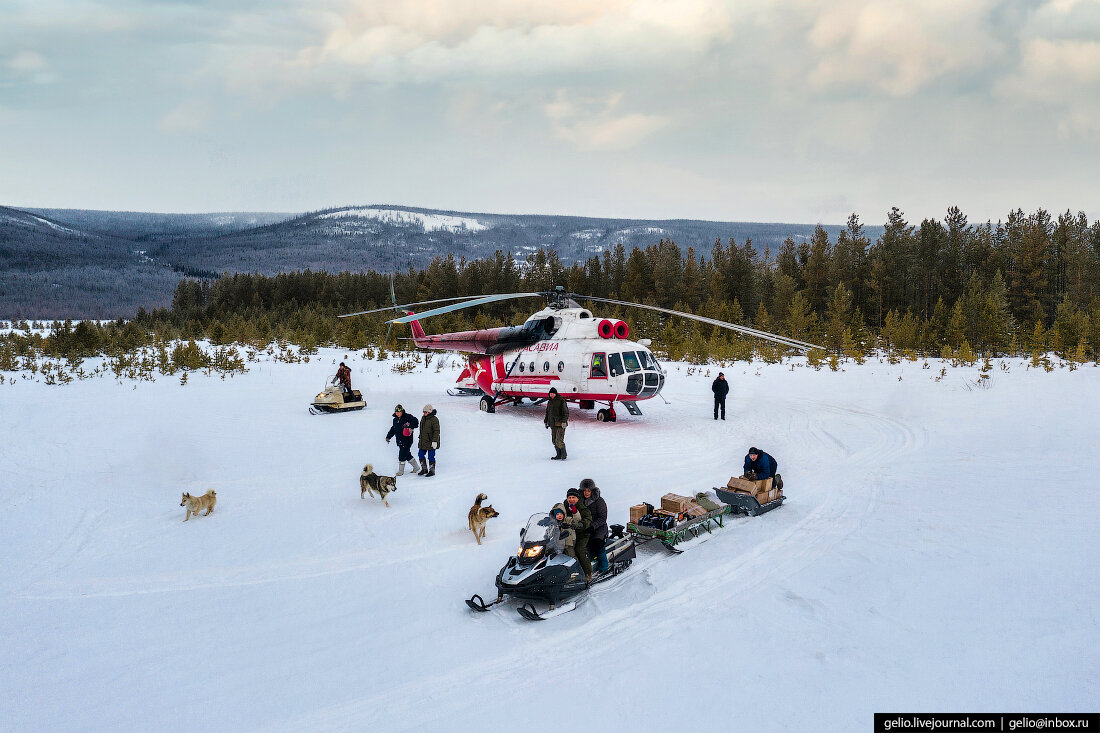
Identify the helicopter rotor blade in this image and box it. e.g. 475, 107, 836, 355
574, 294, 823, 352
386, 292, 543, 324
338, 295, 490, 319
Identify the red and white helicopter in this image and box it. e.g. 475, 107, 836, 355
341, 288, 819, 422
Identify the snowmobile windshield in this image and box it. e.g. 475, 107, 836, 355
521, 513, 562, 549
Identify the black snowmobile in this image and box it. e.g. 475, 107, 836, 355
466, 512, 637, 620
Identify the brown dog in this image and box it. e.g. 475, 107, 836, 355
180, 490, 216, 521
467, 493, 500, 545
360, 464, 397, 507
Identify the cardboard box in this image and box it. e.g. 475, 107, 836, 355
752, 478, 774, 497
727, 477, 756, 493
661, 493, 693, 513
629, 504, 648, 524
684, 504, 708, 518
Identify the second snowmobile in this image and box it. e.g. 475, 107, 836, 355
466, 512, 636, 620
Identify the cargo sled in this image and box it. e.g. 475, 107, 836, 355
714, 475, 785, 516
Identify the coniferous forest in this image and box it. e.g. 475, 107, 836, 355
3, 206, 1100, 374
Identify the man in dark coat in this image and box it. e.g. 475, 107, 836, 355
564, 488, 593, 581
417, 404, 440, 477
334, 362, 352, 394
544, 387, 569, 460
385, 404, 420, 476
743, 447, 777, 481
580, 478, 609, 573
711, 372, 729, 420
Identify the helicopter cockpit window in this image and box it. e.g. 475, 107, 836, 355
590, 353, 607, 378
622, 351, 641, 372
637, 351, 651, 370
608, 352, 624, 377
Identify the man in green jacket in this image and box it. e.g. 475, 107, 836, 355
544, 387, 569, 460
417, 404, 440, 476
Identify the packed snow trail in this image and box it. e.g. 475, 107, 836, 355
1, 354, 1096, 731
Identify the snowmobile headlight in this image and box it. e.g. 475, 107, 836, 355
522, 544, 544, 559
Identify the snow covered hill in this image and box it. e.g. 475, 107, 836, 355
1, 355, 1096, 731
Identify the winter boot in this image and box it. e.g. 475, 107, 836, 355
408, 457, 421, 475
551, 446, 562, 460
560, 446, 567, 460
427, 461, 436, 477
396, 461, 405, 476
417, 462, 429, 476
597, 546, 609, 573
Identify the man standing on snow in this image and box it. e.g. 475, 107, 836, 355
386, 404, 420, 476
544, 387, 569, 460
711, 372, 729, 420
417, 404, 440, 477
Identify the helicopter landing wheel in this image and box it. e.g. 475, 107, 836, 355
597, 408, 616, 422
479, 395, 496, 413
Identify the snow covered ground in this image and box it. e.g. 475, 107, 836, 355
1, 353, 1097, 731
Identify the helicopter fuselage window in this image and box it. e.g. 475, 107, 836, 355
557, 361, 564, 372
622, 351, 641, 372
543, 361, 550, 372
608, 353, 624, 377
518, 362, 525, 373
529, 361, 535, 372
590, 353, 607, 378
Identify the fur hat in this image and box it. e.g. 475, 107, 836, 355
579, 478, 597, 491
422, 404, 433, 412
548, 387, 558, 395
566, 488, 583, 499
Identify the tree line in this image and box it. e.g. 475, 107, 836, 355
5, 205, 1099, 366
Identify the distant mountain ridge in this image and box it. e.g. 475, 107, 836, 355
2, 203, 881, 318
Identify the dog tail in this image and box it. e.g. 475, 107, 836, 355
364, 463, 373, 474
474, 492, 487, 506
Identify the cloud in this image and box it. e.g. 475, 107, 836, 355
159, 99, 213, 133
805, 0, 1005, 96
996, 37, 1100, 137
545, 91, 668, 150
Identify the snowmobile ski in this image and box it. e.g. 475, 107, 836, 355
465, 594, 504, 613
516, 600, 578, 621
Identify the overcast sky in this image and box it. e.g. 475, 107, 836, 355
1, 0, 1098, 224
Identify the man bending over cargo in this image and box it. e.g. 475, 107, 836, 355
743, 447, 782, 489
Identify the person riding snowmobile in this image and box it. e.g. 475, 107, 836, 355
334, 362, 352, 395
563, 489, 593, 581
580, 478, 609, 573
550, 504, 575, 555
